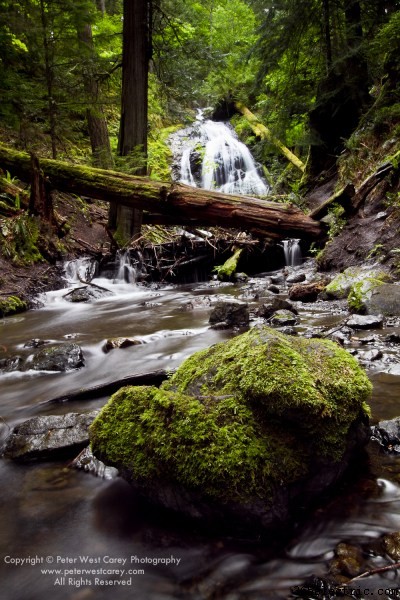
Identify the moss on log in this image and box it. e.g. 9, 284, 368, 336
0, 143, 322, 240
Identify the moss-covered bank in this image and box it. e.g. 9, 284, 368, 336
0, 295, 27, 317
90, 327, 371, 526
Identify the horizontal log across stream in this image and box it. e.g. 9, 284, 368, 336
0, 143, 322, 240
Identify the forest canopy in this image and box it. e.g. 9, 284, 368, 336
0, 0, 399, 178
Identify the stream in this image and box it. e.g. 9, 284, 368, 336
1, 262, 400, 600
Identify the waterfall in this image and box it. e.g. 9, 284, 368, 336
174, 116, 268, 197
64, 257, 97, 283
115, 250, 137, 283
281, 239, 302, 267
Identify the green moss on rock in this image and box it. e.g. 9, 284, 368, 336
213, 248, 243, 281
326, 267, 390, 300
348, 276, 389, 313
0, 295, 27, 316
90, 327, 371, 507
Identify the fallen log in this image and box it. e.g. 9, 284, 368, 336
0, 143, 322, 240
235, 103, 306, 173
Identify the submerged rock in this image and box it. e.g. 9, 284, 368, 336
90, 326, 371, 534
27, 343, 84, 371
0, 356, 23, 373
3, 411, 99, 461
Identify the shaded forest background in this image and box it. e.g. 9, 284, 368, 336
0, 0, 399, 269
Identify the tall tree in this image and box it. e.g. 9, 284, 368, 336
114, 0, 150, 240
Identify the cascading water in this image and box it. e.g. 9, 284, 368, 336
282, 239, 302, 267
173, 115, 268, 196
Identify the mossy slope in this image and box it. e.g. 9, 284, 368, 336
90, 327, 371, 511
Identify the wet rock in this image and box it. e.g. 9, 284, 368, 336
383, 532, 400, 560
347, 314, 384, 330
24, 339, 48, 348
71, 446, 118, 480
288, 281, 326, 302
102, 338, 143, 353
362, 348, 383, 362
270, 274, 285, 285
256, 297, 298, 319
63, 285, 112, 303
0, 356, 23, 373
209, 301, 249, 329
269, 309, 299, 327
385, 332, 400, 343
91, 326, 371, 535
267, 284, 280, 294
329, 542, 363, 579
364, 283, 400, 316
2, 411, 99, 461
0, 295, 27, 316
28, 343, 84, 371
286, 272, 306, 284
371, 417, 400, 452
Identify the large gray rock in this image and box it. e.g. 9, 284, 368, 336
28, 343, 84, 371
364, 284, 400, 316
2, 411, 99, 461
270, 309, 299, 327
347, 314, 384, 330
257, 297, 298, 319
371, 417, 400, 453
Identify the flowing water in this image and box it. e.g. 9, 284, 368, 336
171, 114, 268, 197
1, 262, 400, 600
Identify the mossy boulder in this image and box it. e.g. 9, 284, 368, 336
0, 295, 27, 317
325, 267, 389, 301
90, 326, 371, 533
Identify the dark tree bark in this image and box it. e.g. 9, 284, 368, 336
29, 153, 55, 224
322, 0, 332, 70
116, 0, 150, 241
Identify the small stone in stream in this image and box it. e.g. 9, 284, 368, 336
329, 542, 363, 578
288, 281, 326, 302
267, 285, 280, 294
24, 339, 48, 348
269, 309, 299, 327
2, 411, 100, 461
382, 531, 400, 560
359, 335, 377, 345
385, 333, 400, 344
286, 272, 306, 284
270, 274, 285, 285
102, 338, 143, 353
71, 446, 118, 480
256, 298, 298, 319
276, 326, 298, 336
0, 356, 23, 373
347, 314, 384, 330
63, 285, 112, 303
371, 417, 400, 452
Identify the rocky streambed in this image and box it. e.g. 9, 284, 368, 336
1, 259, 400, 599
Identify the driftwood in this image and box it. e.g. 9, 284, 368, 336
42, 369, 171, 405
0, 143, 322, 240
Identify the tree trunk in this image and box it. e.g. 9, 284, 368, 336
117, 0, 150, 241
235, 103, 306, 173
0, 143, 322, 240
39, 0, 57, 159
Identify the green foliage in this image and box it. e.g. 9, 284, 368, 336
326, 203, 347, 240
213, 248, 242, 281
0, 213, 42, 264
0, 294, 27, 316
